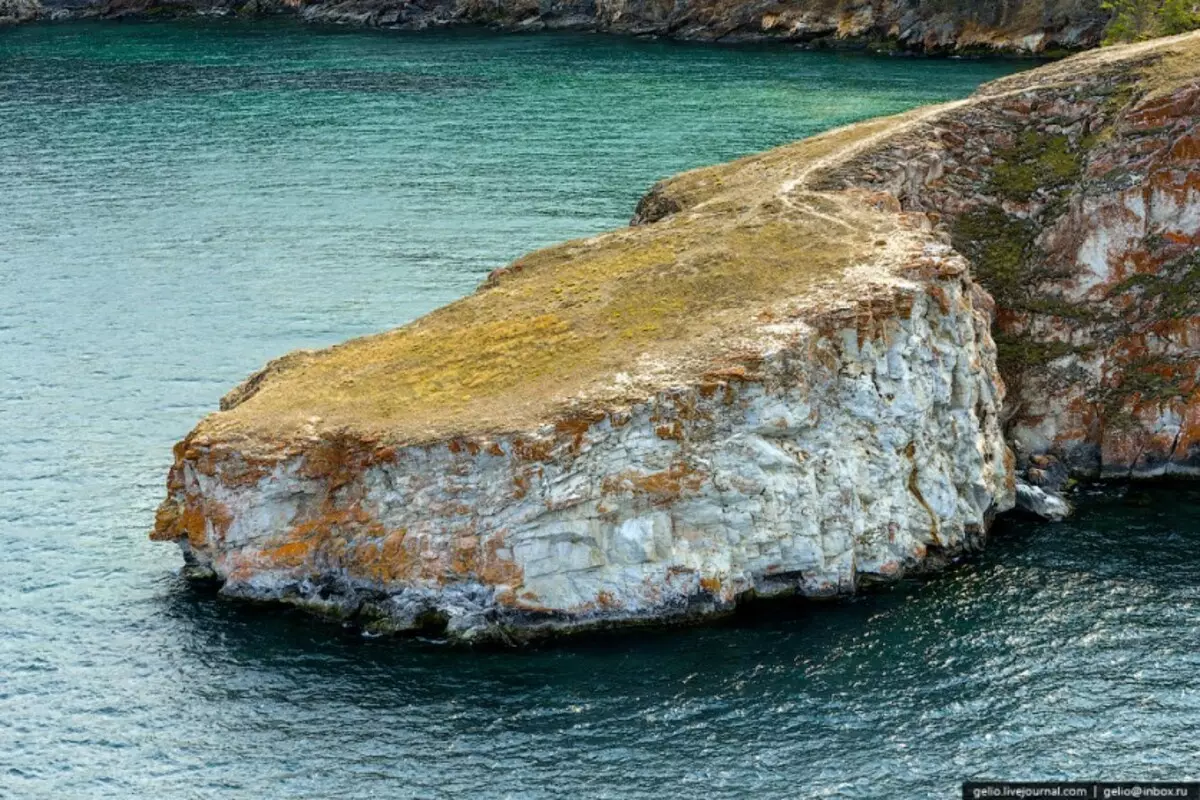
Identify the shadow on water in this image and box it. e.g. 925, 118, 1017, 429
154, 483, 1200, 678
154, 564, 924, 700
127, 486, 1200, 795
991, 482, 1200, 586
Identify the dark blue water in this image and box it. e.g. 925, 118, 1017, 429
4, 20, 1196, 799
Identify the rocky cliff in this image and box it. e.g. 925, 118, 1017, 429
0, 0, 1112, 53
653, 34, 1200, 484
0, 0, 40, 23
644, 32, 1200, 482
153, 32, 1199, 641
811, 31, 1200, 479
153, 117, 1018, 642
645, 33, 1200, 481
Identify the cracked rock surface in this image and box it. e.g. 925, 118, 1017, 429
153, 33, 1199, 640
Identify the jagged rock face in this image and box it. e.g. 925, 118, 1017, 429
808, 33, 1200, 478
152, 95, 1021, 639
156, 247, 1012, 640
152, 33, 1200, 641
34, 0, 1108, 53
0, 0, 42, 24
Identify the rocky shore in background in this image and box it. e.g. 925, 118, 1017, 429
0, 0, 1148, 54
150, 33, 1200, 641
0, 0, 40, 24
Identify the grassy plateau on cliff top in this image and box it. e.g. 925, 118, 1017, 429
198, 30, 1200, 448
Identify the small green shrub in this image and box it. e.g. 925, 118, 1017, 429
951, 207, 1037, 304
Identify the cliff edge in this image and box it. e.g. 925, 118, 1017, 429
815, 31, 1200, 479
153, 32, 1199, 641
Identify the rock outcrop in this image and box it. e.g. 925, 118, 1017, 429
13, 0, 1117, 54
1014, 477, 1073, 520
646, 30, 1200, 480
807, 31, 1200, 479
154, 32, 1200, 641
154, 112, 1018, 642
0, 0, 41, 24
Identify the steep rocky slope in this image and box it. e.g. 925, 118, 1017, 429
644, 31, 1200, 481
153, 32, 1199, 641
4, 0, 1112, 53
814, 31, 1200, 478
153, 117, 1017, 642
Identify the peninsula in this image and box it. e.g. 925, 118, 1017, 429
152, 31, 1200, 641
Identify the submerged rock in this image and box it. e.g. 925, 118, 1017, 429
154, 32, 1200, 641
1014, 478, 1073, 521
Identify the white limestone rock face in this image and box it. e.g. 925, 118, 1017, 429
158, 253, 1014, 642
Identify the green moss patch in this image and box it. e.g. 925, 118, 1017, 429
951, 206, 1037, 304
995, 334, 1083, 377
1108, 251, 1200, 318
989, 131, 1086, 202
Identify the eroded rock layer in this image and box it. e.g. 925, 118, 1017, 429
155, 32, 1199, 640
647, 30, 1200, 480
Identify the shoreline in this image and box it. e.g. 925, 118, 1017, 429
171, 473, 1171, 649
149, 31, 1200, 643
2, 1, 1108, 57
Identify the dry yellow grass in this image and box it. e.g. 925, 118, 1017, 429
200, 197, 907, 447
195, 29, 1200, 449
1137, 29, 1200, 97
974, 27, 1200, 99
630, 113, 911, 217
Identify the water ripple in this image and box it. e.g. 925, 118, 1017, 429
6, 19, 1191, 800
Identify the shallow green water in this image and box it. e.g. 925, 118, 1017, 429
5, 20, 1197, 800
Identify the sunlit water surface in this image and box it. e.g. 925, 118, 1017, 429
4, 21, 1197, 799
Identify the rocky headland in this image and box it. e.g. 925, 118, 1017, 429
150, 32, 1200, 641
5, 0, 1198, 54
643, 31, 1200, 484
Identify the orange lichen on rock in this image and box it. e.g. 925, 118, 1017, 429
152, 491, 231, 547
257, 506, 387, 571
299, 434, 387, 489
478, 535, 523, 587
602, 463, 707, 504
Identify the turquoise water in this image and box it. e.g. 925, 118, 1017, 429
4, 20, 1197, 799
